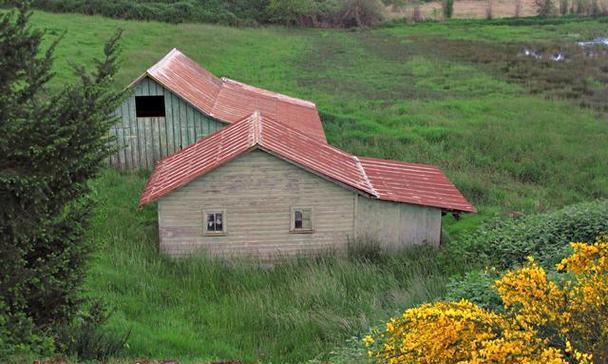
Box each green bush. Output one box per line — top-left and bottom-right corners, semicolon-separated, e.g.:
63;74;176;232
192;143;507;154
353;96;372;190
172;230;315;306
444;200;608;270
444;270;502;310
55;303;130;361
442;0;454;19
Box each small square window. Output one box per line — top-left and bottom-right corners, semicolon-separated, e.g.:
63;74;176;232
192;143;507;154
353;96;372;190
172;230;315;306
135;95;166;117
291;207;313;233
204;210;225;235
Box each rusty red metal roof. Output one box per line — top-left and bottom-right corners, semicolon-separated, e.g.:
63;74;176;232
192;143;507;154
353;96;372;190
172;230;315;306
131;48;326;142
358;157;476;213
139;112;475;214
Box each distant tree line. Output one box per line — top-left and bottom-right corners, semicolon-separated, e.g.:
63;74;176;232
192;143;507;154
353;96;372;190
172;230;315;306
29;0;388;27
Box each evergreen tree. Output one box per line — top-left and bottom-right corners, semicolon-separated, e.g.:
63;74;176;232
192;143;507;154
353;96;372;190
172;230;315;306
0;2;124;356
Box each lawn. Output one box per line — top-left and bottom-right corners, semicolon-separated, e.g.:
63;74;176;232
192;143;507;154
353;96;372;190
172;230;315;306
21;10;608;363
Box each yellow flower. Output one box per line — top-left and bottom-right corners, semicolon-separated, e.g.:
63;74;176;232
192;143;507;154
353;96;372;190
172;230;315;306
362;335;374;346
366;241;606;363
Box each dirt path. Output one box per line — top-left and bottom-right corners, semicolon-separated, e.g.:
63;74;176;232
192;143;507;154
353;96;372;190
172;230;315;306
386;0;538;20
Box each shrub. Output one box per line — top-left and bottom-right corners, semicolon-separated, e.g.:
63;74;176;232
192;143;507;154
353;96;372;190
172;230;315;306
337;0;385;27
444;269;502;310
560;0;570;14
485;0;493;19
442;0;454;19
535;0;556;16
444;200;608;270
366;241;608;363
55;303;130;361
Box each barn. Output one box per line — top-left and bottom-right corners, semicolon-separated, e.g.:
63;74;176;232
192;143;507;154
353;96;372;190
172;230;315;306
138;112;476;260
110;48;325;170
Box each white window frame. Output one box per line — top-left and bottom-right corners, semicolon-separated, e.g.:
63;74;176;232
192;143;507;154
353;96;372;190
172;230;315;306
290;207;314;234
203;209;226;236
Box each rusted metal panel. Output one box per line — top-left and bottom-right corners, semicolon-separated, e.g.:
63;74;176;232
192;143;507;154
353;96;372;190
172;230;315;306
358;157;476;213
134;49;326;142
139;111;476;214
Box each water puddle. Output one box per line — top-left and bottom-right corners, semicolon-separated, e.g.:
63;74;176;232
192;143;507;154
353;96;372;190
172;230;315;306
521;37;608;62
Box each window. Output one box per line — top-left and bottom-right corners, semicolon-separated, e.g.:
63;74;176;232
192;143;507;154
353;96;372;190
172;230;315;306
135;95;166;117
291;207;313;233
204;210;225;235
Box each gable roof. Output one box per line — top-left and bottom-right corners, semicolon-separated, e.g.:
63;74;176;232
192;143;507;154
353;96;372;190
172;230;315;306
130;48;326;142
358;157;476;213
139;112;476;213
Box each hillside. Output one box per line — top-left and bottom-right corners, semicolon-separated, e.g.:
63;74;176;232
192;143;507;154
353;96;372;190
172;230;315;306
23;10;608;362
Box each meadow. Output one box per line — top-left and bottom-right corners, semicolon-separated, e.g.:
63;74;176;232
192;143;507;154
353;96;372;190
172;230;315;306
23;10;608;363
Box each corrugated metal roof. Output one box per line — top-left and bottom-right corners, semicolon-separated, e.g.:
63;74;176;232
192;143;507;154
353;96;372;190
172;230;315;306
358;157;476;213
130;48;326;142
139;112;475;214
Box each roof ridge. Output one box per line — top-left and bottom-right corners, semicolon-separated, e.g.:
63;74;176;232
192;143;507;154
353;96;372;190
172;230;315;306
353;156;378;198
251;111;262;146
220;77;316;109
147;48;179;74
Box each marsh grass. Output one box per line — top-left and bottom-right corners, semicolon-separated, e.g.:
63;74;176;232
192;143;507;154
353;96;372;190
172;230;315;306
86;170;452;362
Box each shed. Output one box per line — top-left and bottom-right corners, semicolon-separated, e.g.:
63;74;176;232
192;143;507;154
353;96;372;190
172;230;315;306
139;112;475;260
110;49;325;170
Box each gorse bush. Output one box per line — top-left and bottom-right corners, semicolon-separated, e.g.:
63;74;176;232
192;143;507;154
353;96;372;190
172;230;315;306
444;200;608;270
365;240;608;363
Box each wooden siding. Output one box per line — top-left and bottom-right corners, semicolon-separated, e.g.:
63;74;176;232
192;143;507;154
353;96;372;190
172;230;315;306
355;196;442;248
157;150;357;260
109;77;225;170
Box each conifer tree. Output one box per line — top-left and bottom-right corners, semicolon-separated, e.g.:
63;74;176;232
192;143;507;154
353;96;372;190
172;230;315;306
0;2;124;355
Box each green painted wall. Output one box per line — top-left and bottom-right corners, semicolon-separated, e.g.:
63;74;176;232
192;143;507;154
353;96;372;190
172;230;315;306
110;77;225;170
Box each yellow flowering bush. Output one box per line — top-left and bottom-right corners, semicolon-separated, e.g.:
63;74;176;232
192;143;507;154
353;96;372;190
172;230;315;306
365;240;608;363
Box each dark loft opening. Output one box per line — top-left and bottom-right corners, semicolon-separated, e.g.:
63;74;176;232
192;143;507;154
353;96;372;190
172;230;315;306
135;95;166;117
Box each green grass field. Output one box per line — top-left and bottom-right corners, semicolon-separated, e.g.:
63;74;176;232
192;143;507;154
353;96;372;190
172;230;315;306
21;10;608;363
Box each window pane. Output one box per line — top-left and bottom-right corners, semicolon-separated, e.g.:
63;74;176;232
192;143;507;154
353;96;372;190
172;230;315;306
302;209;312;230
294;210;303;229
135;96;166;117
215;213;223;231
207;213;215;231
302;210;312;230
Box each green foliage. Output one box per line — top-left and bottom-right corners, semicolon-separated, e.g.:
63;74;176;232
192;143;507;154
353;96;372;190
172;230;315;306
535;0;556;16
78;171;454;363
442;0;454;19
10;10;608;362
29;0;385;27
31;0;245;25
0;3;124;359
55;303;130;361
444;270;502;310
445;201;608;270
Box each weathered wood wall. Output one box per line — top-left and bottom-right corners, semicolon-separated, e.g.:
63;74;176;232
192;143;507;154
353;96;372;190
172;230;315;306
110;77;225;170
355;196;442;248
156;149;443;260
158;150;357;260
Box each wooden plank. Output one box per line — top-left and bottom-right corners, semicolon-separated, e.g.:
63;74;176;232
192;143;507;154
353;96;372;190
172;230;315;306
157;151;357;259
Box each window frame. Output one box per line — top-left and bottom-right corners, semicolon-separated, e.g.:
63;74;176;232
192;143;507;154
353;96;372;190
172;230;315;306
135;95;166;118
203;209;227;236
290;207;314;234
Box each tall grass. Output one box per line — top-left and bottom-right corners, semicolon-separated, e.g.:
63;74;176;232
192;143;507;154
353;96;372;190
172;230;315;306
18;11;608;361
86;170;453;362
